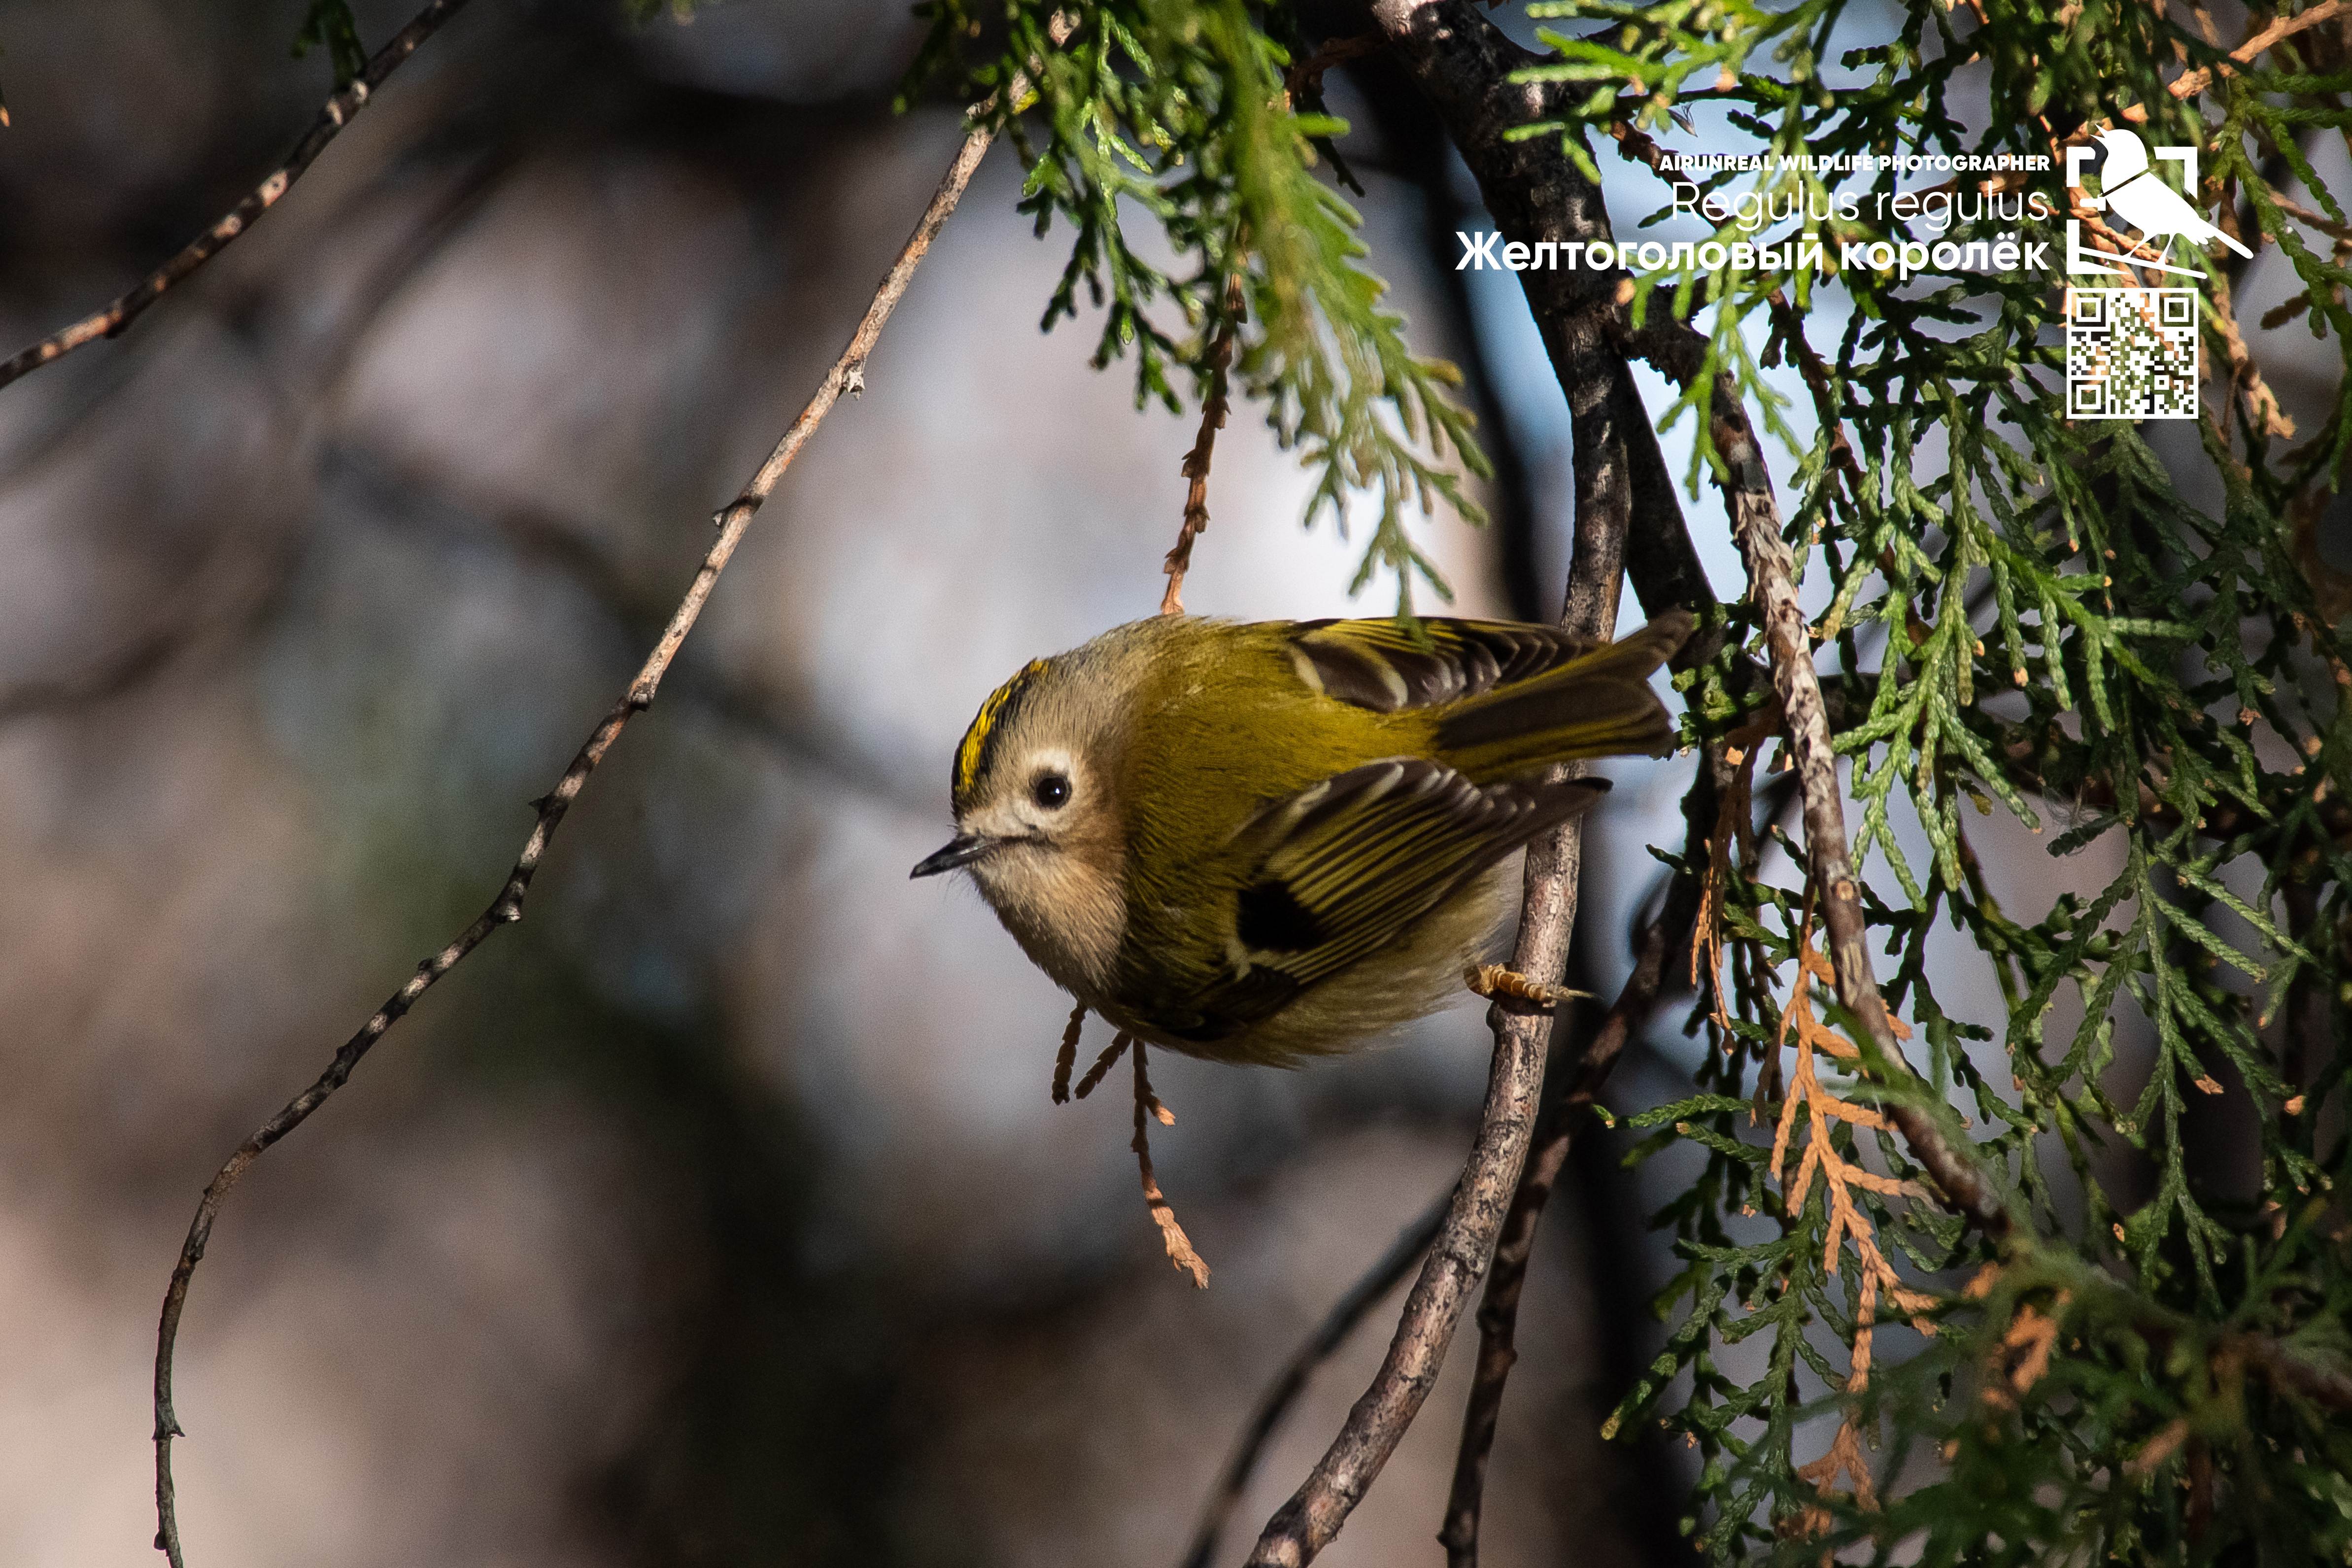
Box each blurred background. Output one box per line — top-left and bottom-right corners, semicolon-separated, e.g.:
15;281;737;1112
2;1;2331;1564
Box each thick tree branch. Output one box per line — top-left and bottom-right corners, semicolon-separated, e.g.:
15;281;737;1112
1;0;475;394
1306;7;1718;1563
149;120;996;1568
1617;366;1714;629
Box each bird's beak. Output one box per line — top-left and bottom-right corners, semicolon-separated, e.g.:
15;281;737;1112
910;832;997;879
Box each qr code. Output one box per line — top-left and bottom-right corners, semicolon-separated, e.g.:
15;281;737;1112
2066;286;2199;419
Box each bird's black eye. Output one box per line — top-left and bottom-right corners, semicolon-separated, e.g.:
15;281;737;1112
1032;772;1071;810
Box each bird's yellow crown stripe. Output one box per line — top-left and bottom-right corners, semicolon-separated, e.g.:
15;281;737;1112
954;658;1049;807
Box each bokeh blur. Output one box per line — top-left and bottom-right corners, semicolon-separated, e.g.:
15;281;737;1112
0;2;1690;1563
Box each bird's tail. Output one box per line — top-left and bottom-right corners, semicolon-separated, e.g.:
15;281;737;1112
1433;609;1694;780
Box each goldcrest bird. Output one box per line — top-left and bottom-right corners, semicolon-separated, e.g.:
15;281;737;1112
912;609;1694;1066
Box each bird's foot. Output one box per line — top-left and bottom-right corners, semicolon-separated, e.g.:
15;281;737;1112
1465;964;1591;1010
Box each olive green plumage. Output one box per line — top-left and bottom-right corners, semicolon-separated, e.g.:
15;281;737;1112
913;609;1694;1065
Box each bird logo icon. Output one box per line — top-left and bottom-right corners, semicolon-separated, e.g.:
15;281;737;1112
2087;129;2251;271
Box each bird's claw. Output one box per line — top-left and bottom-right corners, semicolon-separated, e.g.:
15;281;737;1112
1465;964;1591;1010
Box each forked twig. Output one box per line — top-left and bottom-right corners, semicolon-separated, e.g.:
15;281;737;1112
148;118;999;1568
1;0;475;394
1218;676;1696;1568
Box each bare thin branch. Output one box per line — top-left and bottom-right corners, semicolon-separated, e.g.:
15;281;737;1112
1440;751;1721;1564
5;152;512;729
149;119;997;1568
1241;468;1625;1568
1161;272;1243;615
2162;0;2348;100
2;0;475;395
1178;1193;1447;1568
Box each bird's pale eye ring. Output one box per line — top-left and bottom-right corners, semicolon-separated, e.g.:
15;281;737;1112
1031;772;1072;810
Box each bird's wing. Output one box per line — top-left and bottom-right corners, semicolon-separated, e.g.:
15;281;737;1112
1432;612;1688;774
1135;759;1607;1043
1282;617;1603;711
